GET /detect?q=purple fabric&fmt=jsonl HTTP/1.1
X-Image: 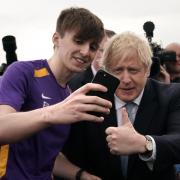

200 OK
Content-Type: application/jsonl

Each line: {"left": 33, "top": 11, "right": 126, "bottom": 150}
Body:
{"left": 0, "top": 60, "right": 70, "bottom": 180}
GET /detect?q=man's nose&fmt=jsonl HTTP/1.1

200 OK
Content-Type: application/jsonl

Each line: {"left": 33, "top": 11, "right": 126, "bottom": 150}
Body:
{"left": 176, "top": 54, "right": 180, "bottom": 61}
{"left": 80, "top": 44, "right": 90, "bottom": 56}
{"left": 120, "top": 71, "right": 131, "bottom": 83}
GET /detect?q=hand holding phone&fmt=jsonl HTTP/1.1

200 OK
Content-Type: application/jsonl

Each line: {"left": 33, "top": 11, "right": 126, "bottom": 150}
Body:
{"left": 87, "top": 69, "right": 120, "bottom": 117}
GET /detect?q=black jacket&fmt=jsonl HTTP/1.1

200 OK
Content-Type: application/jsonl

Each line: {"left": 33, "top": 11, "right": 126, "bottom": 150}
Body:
{"left": 63, "top": 79, "right": 180, "bottom": 180}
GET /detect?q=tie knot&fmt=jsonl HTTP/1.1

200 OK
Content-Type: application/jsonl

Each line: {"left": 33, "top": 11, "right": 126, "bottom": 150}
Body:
{"left": 125, "top": 102, "right": 136, "bottom": 109}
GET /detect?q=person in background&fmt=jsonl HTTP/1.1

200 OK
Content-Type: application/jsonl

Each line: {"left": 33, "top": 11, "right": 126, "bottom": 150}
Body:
{"left": 0, "top": 7, "right": 112, "bottom": 180}
{"left": 68, "top": 29, "right": 116, "bottom": 91}
{"left": 154, "top": 64, "right": 171, "bottom": 84}
{"left": 164, "top": 42, "right": 180, "bottom": 82}
{"left": 55, "top": 32, "right": 180, "bottom": 180}
{"left": 151, "top": 42, "right": 180, "bottom": 180}
{"left": 164, "top": 42, "right": 180, "bottom": 180}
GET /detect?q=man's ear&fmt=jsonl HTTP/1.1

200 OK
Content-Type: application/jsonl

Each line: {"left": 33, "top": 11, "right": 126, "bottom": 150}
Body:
{"left": 145, "top": 68, "right": 150, "bottom": 77}
{"left": 52, "top": 32, "right": 61, "bottom": 48}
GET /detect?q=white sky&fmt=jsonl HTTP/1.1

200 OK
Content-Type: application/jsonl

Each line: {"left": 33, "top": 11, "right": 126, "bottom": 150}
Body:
{"left": 0, "top": 0, "right": 180, "bottom": 63}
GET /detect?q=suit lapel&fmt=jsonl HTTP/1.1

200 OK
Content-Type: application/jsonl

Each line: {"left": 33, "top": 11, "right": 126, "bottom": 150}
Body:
{"left": 128, "top": 79, "right": 158, "bottom": 174}
{"left": 81, "top": 67, "right": 94, "bottom": 85}
{"left": 101, "top": 96, "right": 118, "bottom": 130}
{"left": 134, "top": 79, "right": 158, "bottom": 134}
{"left": 100, "top": 97, "right": 123, "bottom": 177}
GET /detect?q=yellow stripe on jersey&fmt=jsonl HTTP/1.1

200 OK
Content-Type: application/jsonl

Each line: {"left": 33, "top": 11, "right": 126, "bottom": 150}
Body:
{"left": 34, "top": 68, "right": 49, "bottom": 77}
{"left": 0, "top": 145, "right": 9, "bottom": 177}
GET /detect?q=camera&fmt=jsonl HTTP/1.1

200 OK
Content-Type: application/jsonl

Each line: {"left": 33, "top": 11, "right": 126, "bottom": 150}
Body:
{"left": 0, "top": 35, "right": 18, "bottom": 75}
{"left": 143, "top": 21, "right": 176, "bottom": 77}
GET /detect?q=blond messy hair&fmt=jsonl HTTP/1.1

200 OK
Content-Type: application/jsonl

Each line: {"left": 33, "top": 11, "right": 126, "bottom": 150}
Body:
{"left": 101, "top": 31, "right": 153, "bottom": 71}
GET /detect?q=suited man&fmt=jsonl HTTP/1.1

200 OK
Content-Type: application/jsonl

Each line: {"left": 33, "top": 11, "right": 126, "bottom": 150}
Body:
{"left": 53, "top": 30, "right": 116, "bottom": 180}
{"left": 103, "top": 32, "right": 180, "bottom": 180}
{"left": 55, "top": 32, "right": 180, "bottom": 180}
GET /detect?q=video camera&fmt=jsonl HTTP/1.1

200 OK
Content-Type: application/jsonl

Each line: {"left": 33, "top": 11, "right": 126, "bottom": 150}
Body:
{"left": 143, "top": 21, "right": 176, "bottom": 77}
{"left": 0, "top": 35, "right": 18, "bottom": 75}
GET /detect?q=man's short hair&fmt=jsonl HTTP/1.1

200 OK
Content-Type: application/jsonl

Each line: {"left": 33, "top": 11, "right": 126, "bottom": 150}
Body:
{"left": 102, "top": 31, "right": 152, "bottom": 70}
{"left": 105, "top": 29, "right": 116, "bottom": 38}
{"left": 56, "top": 7, "right": 104, "bottom": 43}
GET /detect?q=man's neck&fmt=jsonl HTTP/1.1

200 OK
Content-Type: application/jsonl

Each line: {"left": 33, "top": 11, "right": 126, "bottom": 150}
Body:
{"left": 48, "top": 58, "right": 72, "bottom": 87}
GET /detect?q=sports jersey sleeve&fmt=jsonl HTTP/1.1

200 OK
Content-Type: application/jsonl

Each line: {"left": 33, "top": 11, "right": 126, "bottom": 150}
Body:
{"left": 0, "top": 62, "right": 31, "bottom": 111}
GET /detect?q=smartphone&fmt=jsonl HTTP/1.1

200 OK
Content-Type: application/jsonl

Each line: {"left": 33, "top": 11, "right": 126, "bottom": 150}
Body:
{"left": 87, "top": 69, "right": 120, "bottom": 116}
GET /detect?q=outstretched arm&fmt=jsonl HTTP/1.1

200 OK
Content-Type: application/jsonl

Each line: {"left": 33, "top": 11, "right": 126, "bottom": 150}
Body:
{"left": 0, "top": 83, "right": 112, "bottom": 145}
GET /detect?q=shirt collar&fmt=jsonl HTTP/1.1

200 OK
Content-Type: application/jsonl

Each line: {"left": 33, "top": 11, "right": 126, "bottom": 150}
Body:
{"left": 91, "top": 64, "right": 97, "bottom": 76}
{"left": 115, "top": 89, "right": 144, "bottom": 110}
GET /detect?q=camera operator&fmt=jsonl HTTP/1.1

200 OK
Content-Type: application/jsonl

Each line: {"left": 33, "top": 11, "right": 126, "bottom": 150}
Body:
{"left": 0, "top": 35, "right": 18, "bottom": 75}
{"left": 164, "top": 42, "right": 180, "bottom": 82}
{"left": 154, "top": 64, "right": 170, "bottom": 84}
{"left": 143, "top": 21, "right": 176, "bottom": 84}
{"left": 163, "top": 42, "right": 180, "bottom": 180}
{"left": 143, "top": 22, "right": 180, "bottom": 180}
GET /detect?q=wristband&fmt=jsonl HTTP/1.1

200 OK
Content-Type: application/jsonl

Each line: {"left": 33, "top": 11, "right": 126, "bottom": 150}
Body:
{"left": 75, "top": 169, "right": 84, "bottom": 180}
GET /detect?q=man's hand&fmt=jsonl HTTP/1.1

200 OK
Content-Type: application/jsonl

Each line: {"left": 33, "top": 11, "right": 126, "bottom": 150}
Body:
{"left": 105, "top": 108, "right": 146, "bottom": 155}
{"left": 45, "top": 83, "right": 112, "bottom": 124}
{"left": 81, "top": 171, "right": 102, "bottom": 180}
{"left": 156, "top": 65, "right": 170, "bottom": 84}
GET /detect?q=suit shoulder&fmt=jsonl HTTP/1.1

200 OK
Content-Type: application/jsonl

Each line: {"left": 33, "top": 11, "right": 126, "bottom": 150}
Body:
{"left": 149, "top": 79, "right": 180, "bottom": 98}
{"left": 68, "top": 67, "right": 93, "bottom": 91}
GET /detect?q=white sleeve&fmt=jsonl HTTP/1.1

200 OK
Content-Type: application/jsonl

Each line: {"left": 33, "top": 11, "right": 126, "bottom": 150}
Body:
{"left": 139, "top": 135, "right": 156, "bottom": 170}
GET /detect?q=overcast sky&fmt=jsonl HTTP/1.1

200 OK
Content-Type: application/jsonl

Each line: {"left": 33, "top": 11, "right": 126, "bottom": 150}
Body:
{"left": 0, "top": 0, "right": 180, "bottom": 63}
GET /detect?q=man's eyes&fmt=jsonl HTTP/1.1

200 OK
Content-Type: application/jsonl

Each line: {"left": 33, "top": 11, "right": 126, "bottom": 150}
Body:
{"left": 129, "top": 69, "right": 139, "bottom": 74}
{"left": 113, "top": 68, "right": 140, "bottom": 74}
{"left": 74, "top": 38, "right": 83, "bottom": 44}
{"left": 73, "top": 38, "right": 98, "bottom": 52}
{"left": 90, "top": 44, "right": 99, "bottom": 51}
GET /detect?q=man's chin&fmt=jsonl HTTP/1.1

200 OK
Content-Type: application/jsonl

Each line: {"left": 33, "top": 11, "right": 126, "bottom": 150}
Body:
{"left": 117, "top": 95, "right": 135, "bottom": 102}
{"left": 72, "top": 67, "right": 87, "bottom": 74}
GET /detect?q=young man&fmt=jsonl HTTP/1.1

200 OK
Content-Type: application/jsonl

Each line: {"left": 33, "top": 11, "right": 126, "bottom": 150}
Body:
{"left": 68, "top": 29, "right": 116, "bottom": 91}
{"left": 53, "top": 29, "right": 116, "bottom": 180}
{"left": 0, "top": 7, "right": 112, "bottom": 179}
{"left": 60, "top": 32, "right": 180, "bottom": 180}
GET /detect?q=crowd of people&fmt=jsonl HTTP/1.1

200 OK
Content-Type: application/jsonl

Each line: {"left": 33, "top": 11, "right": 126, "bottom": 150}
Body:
{"left": 0, "top": 6, "right": 180, "bottom": 180}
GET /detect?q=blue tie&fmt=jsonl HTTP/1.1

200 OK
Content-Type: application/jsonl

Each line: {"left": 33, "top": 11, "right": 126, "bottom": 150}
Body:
{"left": 125, "top": 102, "right": 137, "bottom": 123}
{"left": 121, "top": 102, "right": 137, "bottom": 178}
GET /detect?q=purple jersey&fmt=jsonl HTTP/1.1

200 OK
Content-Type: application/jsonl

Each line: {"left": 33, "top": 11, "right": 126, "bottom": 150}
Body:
{"left": 0, "top": 60, "right": 70, "bottom": 180}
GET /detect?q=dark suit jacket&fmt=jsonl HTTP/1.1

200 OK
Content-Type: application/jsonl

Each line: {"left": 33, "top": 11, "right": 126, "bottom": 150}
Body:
{"left": 68, "top": 66, "right": 94, "bottom": 91}
{"left": 62, "top": 79, "right": 180, "bottom": 180}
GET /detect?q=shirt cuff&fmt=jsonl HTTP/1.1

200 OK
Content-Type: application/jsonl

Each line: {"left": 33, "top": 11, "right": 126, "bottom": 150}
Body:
{"left": 139, "top": 135, "right": 156, "bottom": 170}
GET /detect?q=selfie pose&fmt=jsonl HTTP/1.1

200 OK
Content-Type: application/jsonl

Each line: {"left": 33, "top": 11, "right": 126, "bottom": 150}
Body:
{"left": 0, "top": 7, "right": 112, "bottom": 180}
{"left": 54, "top": 32, "right": 180, "bottom": 180}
